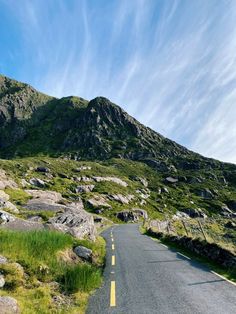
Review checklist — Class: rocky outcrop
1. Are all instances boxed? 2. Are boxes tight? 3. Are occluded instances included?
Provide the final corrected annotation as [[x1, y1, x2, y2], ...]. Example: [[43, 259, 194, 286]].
[[47, 201, 96, 240], [87, 195, 111, 209], [75, 166, 92, 172], [165, 177, 178, 184], [181, 208, 207, 218], [0, 191, 19, 213], [117, 208, 148, 222], [24, 189, 65, 211], [0, 296, 20, 314], [195, 188, 214, 199], [92, 176, 128, 187], [0, 170, 18, 190], [75, 185, 95, 193], [108, 194, 134, 204]]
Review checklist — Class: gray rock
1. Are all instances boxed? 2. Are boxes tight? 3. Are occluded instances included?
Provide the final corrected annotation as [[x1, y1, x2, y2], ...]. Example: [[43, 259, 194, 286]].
[[0, 275, 5, 288], [108, 194, 134, 204], [117, 209, 148, 222], [0, 296, 20, 313], [87, 195, 111, 209], [165, 176, 178, 184], [75, 185, 95, 193], [0, 210, 16, 223], [36, 166, 50, 173], [136, 188, 150, 199], [29, 178, 45, 188], [182, 208, 207, 218], [75, 166, 92, 172], [0, 255, 8, 264], [73, 246, 92, 261], [132, 208, 148, 219], [225, 221, 236, 229], [0, 169, 18, 190], [92, 176, 128, 187], [24, 190, 65, 212], [73, 176, 93, 182], [48, 201, 96, 240]]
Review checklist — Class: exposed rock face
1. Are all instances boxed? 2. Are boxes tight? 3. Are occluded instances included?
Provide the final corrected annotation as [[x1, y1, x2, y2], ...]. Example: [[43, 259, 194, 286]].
[[75, 185, 95, 193], [117, 209, 148, 222], [25, 190, 65, 211], [87, 195, 111, 209], [92, 176, 128, 187], [165, 177, 178, 184], [108, 194, 134, 204], [48, 202, 96, 240], [73, 246, 92, 261], [0, 296, 20, 314]]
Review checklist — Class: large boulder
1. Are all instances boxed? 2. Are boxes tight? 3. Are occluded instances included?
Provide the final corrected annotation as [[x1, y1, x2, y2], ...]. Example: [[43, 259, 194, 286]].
[[181, 208, 207, 218], [48, 202, 96, 241], [0, 296, 20, 313], [73, 246, 92, 261], [24, 190, 65, 211], [117, 209, 148, 222], [165, 177, 178, 184]]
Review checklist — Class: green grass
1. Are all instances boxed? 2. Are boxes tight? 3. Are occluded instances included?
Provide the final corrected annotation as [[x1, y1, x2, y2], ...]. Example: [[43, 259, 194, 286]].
[[5, 188, 32, 206], [61, 264, 102, 293]]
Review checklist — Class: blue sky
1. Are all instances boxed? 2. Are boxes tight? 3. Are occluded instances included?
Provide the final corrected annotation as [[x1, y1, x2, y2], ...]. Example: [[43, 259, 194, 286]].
[[1, 0, 236, 163]]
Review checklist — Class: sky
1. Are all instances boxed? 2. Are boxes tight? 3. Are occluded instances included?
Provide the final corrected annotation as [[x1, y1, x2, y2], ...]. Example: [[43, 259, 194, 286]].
[[0, 0, 236, 163]]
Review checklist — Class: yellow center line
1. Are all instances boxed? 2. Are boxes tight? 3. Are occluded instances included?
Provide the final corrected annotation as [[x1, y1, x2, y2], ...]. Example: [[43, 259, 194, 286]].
[[111, 238, 114, 242], [112, 244, 115, 250], [112, 255, 115, 266], [110, 281, 116, 307]]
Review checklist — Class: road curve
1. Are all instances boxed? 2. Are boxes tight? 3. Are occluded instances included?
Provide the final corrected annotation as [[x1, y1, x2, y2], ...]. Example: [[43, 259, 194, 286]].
[[87, 224, 236, 314]]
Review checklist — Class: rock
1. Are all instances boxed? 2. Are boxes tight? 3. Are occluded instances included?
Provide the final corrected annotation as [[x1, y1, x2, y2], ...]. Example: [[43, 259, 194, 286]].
[[195, 188, 214, 199], [108, 194, 134, 204], [0, 193, 19, 213], [58, 173, 69, 179], [143, 159, 169, 172], [0, 170, 18, 190], [36, 166, 50, 173], [181, 208, 207, 218], [27, 215, 43, 222], [0, 274, 5, 287], [75, 166, 92, 172], [132, 176, 148, 187], [188, 177, 202, 184], [165, 177, 178, 184], [225, 221, 236, 229], [132, 208, 148, 219], [136, 188, 150, 199], [73, 246, 92, 261], [158, 187, 169, 194], [0, 191, 10, 201], [0, 296, 20, 313], [21, 179, 30, 187], [226, 200, 236, 212], [4, 201, 19, 214], [29, 178, 46, 188], [75, 185, 95, 193], [172, 211, 190, 220], [92, 176, 128, 187], [0, 210, 16, 223], [25, 190, 65, 211], [117, 209, 148, 222], [220, 205, 233, 217], [73, 176, 93, 182], [87, 195, 111, 209], [0, 255, 8, 264], [48, 202, 96, 240]]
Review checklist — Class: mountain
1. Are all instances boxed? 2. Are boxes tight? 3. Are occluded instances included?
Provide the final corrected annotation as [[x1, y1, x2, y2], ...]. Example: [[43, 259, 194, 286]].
[[1, 74, 236, 215]]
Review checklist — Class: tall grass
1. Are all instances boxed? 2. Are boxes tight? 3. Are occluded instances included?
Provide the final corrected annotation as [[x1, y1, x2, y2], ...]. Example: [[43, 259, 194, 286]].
[[0, 229, 103, 294], [61, 264, 102, 293]]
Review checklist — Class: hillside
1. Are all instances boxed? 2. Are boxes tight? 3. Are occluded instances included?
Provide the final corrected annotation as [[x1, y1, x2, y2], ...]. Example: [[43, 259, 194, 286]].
[[0, 75, 236, 313]]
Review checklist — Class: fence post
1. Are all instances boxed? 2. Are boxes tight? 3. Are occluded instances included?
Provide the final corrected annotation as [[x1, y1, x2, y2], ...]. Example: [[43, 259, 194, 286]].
[[197, 219, 207, 241], [181, 220, 189, 236]]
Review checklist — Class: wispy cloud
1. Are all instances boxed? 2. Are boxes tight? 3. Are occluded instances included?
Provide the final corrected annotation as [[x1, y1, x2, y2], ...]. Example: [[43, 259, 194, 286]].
[[1, 0, 236, 163]]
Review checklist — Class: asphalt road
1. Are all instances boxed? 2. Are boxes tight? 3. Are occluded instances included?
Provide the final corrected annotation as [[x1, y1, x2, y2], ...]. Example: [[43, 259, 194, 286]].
[[87, 224, 236, 314]]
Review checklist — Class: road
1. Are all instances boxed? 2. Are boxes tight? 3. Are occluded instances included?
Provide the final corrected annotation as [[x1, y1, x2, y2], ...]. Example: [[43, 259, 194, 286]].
[[87, 224, 236, 314]]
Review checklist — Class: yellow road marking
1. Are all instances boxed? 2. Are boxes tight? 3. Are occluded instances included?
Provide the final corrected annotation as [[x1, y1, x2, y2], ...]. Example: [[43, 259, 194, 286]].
[[211, 271, 236, 286], [110, 281, 116, 307], [111, 238, 114, 242], [177, 252, 191, 260], [112, 255, 115, 266], [112, 244, 115, 250]]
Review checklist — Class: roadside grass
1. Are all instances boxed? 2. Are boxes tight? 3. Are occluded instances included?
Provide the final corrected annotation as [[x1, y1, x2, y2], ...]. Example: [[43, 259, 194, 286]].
[[0, 229, 105, 313], [145, 230, 236, 283]]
